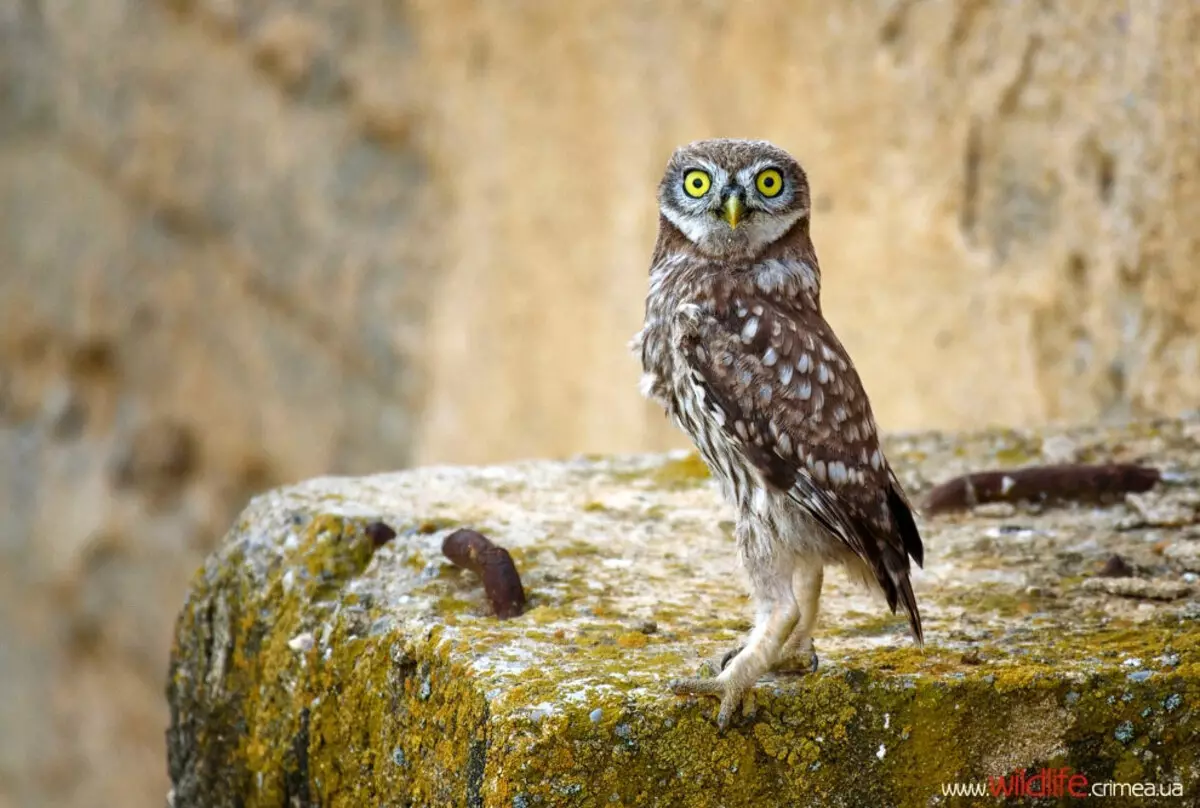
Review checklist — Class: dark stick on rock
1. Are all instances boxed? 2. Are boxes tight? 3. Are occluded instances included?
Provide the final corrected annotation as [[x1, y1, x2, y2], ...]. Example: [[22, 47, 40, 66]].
[[442, 528, 527, 618], [923, 463, 1161, 515]]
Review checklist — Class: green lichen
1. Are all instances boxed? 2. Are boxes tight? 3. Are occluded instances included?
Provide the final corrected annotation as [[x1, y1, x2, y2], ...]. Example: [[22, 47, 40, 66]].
[[607, 452, 711, 489]]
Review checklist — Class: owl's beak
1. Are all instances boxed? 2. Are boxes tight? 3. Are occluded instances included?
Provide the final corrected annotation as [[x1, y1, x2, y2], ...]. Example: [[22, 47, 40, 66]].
[[722, 193, 745, 229]]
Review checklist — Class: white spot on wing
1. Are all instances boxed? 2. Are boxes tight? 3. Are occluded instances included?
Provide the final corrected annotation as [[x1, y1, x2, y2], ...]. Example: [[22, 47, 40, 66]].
[[675, 303, 703, 324], [796, 379, 812, 400], [797, 353, 812, 374], [752, 486, 769, 517], [870, 449, 883, 470], [741, 317, 759, 343], [762, 347, 778, 366], [817, 364, 830, 384], [779, 364, 794, 385]]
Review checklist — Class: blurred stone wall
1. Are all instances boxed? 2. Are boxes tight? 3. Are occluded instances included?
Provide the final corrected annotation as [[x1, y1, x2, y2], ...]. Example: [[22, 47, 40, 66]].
[[1, 1, 1197, 806]]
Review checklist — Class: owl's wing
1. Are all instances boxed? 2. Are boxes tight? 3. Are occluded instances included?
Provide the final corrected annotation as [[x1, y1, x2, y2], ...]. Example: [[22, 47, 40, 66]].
[[675, 296, 923, 640]]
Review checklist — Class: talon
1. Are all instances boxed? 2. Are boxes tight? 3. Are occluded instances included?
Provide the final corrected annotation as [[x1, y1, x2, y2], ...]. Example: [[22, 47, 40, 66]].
[[775, 646, 820, 676], [669, 676, 753, 732], [720, 645, 744, 671], [741, 689, 757, 720], [669, 677, 723, 697]]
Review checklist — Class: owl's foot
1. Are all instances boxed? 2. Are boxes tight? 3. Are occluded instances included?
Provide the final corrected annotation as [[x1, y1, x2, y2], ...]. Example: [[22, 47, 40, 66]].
[[775, 645, 819, 676], [669, 675, 755, 731], [719, 643, 818, 676]]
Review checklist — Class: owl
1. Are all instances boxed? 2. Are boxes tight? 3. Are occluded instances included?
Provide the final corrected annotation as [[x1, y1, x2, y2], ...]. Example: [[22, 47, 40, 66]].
[[632, 139, 925, 730]]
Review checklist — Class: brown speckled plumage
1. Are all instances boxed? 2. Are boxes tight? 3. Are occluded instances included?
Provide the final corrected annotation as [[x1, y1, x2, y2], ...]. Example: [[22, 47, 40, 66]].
[[633, 139, 924, 729]]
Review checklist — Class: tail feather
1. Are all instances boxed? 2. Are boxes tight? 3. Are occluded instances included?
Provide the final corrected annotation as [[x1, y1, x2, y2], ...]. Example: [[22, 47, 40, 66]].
[[886, 482, 925, 645], [896, 574, 924, 647], [888, 484, 924, 568]]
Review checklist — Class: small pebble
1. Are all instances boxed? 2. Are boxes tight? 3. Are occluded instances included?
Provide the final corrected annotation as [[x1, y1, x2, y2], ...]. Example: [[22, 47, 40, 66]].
[[365, 520, 396, 547], [1114, 721, 1135, 744], [1126, 670, 1153, 683], [1164, 694, 1183, 713], [1098, 554, 1133, 578], [287, 632, 314, 652], [589, 708, 603, 724]]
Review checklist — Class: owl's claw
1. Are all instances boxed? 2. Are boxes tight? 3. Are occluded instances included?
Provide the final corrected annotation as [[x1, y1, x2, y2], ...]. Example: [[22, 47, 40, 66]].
[[775, 646, 819, 676], [669, 676, 755, 731]]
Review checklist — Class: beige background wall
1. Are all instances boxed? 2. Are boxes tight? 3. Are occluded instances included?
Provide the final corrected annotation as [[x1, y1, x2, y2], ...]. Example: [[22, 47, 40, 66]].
[[1, 1, 1197, 805], [412, 0, 1200, 464]]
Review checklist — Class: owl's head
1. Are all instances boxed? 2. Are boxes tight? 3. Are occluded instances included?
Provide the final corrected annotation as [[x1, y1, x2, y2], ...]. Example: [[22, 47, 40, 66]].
[[657, 139, 811, 259]]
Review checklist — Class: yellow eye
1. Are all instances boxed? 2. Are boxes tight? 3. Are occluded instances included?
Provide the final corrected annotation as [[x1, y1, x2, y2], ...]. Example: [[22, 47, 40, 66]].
[[756, 169, 784, 198], [683, 170, 711, 198]]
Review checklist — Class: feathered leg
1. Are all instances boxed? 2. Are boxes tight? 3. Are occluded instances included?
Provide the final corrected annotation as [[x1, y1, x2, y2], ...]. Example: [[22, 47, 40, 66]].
[[671, 525, 798, 730], [775, 561, 823, 674]]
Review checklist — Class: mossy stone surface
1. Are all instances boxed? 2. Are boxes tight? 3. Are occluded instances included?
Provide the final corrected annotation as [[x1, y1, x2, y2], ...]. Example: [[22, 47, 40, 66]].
[[168, 417, 1200, 806]]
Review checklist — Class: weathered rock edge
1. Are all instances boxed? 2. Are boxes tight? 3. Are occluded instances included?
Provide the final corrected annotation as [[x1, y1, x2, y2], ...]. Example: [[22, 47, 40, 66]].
[[167, 418, 1200, 807]]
